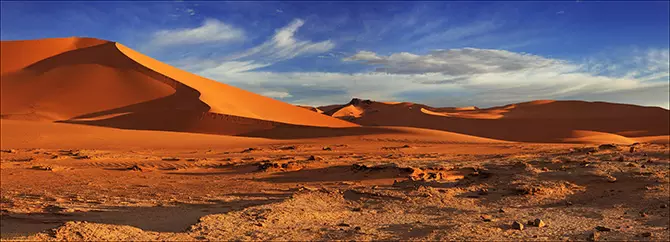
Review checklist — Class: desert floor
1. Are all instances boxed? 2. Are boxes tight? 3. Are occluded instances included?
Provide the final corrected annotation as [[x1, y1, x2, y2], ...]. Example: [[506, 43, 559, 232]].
[[1, 133, 668, 241]]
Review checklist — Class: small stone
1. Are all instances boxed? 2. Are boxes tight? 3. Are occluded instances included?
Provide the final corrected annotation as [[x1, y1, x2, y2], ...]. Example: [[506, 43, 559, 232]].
[[354, 226, 361, 231], [639, 232, 652, 237], [322, 147, 332, 151], [307, 155, 323, 161], [337, 223, 350, 227], [660, 204, 668, 208], [589, 231, 600, 241], [31, 165, 54, 171], [512, 221, 524, 230], [241, 148, 256, 153], [498, 208, 506, 213], [629, 146, 636, 153], [481, 214, 494, 222], [566, 201, 574, 206], [606, 175, 617, 183], [534, 218, 546, 227], [595, 226, 611, 232], [127, 165, 142, 171], [352, 207, 362, 212], [298, 185, 318, 192], [640, 212, 648, 217]]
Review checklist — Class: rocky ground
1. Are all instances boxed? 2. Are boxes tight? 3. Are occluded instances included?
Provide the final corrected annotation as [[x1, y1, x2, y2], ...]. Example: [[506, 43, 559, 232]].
[[1, 142, 668, 241]]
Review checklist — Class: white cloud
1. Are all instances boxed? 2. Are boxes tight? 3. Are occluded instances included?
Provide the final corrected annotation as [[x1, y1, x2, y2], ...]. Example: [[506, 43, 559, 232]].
[[344, 48, 568, 75], [581, 48, 669, 82], [261, 91, 292, 99], [187, 47, 668, 109], [198, 61, 271, 75], [227, 19, 334, 63], [168, 18, 335, 74], [150, 19, 244, 46]]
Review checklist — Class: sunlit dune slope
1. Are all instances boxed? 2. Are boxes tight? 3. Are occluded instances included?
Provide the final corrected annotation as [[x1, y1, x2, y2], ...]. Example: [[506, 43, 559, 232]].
[[0, 37, 357, 135], [319, 98, 670, 143], [115, 43, 355, 127]]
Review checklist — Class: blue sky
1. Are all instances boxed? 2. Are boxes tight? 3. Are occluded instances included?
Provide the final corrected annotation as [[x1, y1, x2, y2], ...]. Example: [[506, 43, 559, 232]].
[[2, 1, 669, 108]]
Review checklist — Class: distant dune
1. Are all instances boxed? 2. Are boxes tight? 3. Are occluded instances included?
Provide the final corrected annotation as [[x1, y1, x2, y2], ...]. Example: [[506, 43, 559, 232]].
[[309, 98, 670, 143], [0, 37, 357, 136]]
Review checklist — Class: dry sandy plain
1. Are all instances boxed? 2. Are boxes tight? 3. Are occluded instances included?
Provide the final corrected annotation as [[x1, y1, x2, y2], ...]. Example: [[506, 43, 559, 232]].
[[1, 37, 669, 241]]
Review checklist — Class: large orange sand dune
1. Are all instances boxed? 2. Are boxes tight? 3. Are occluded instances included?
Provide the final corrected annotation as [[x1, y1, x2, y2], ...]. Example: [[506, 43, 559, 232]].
[[1, 37, 356, 136]]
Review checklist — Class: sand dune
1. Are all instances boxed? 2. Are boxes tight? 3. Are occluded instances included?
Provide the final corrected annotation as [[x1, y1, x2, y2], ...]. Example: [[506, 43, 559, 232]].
[[565, 131, 668, 144], [0, 119, 275, 149], [330, 105, 364, 119], [241, 124, 506, 142], [562, 130, 638, 144], [1, 37, 667, 144], [1, 37, 357, 136], [0, 119, 504, 149], [319, 98, 670, 143]]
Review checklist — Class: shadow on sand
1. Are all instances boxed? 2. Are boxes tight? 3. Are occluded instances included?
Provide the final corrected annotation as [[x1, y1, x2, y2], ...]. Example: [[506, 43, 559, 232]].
[[0, 191, 292, 238]]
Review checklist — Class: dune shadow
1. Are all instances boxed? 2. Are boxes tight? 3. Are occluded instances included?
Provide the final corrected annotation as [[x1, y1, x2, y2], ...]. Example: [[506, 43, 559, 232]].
[[365, 116, 668, 143], [238, 125, 412, 139], [256, 165, 406, 183], [166, 164, 259, 176], [378, 223, 446, 240]]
